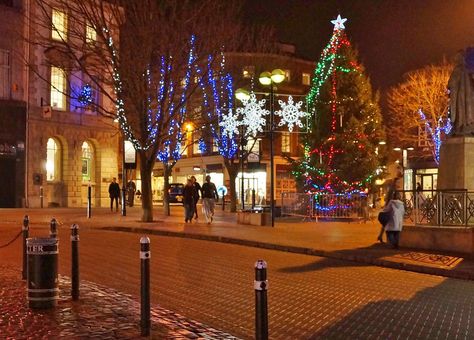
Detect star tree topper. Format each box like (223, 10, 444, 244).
(275, 96, 307, 132)
(237, 93, 269, 137)
(331, 14, 347, 30)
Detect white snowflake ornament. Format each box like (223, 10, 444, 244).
(237, 93, 269, 137)
(275, 96, 307, 132)
(219, 109, 241, 138)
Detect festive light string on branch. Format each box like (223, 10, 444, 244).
(418, 108, 452, 164)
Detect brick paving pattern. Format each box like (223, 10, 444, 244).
(3, 208, 474, 338)
(0, 265, 239, 339)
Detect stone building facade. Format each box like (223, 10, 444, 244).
(0, 0, 119, 208)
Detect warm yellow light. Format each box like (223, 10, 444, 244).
(259, 71, 272, 85)
(186, 123, 193, 131)
(378, 141, 386, 145)
(235, 88, 250, 101)
(271, 69, 285, 84)
(393, 147, 401, 151)
(407, 147, 414, 151)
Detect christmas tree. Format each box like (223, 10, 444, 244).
(293, 15, 384, 195)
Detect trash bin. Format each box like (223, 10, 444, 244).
(27, 237, 59, 309)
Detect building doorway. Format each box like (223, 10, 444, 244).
(0, 158, 16, 207)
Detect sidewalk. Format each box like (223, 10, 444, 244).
(0, 264, 240, 339)
(1, 206, 474, 280)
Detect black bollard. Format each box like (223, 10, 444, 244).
(222, 194, 225, 211)
(140, 236, 151, 336)
(71, 224, 80, 300)
(49, 218, 57, 238)
(87, 184, 92, 218)
(252, 189, 256, 210)
(255, 259, 268, 340)
(22, 215, 29, 280)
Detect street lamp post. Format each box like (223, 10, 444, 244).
(259, 69, 285, 227)
(394, 146, 414, 191)
(236, 88, 250, 210)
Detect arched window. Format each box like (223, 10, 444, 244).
(46, 138, 60, 181)
(81, 141, 94, 181)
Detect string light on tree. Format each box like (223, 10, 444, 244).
(418, 108, 452, 164)
(78, 84, 93, 107)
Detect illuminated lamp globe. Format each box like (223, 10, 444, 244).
(259, 71, 272, 86)
(271, 69, 285, 84)
(235, 88, 250, 102)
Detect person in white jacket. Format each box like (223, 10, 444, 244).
(383, 192, 405, 248)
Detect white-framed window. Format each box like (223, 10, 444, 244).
(242, 66, 255, 79)
(284, 69, 291, 82)
(302, 73, 311, 86)
(0, 49, 10, 99)
(46, 138, 61, 181)
(52, 9, 67, 41)
(212, 138, 219, 153)
(193, 131, 202, 154)
(85, 24, 96, 44)
(81, 141, 94, 182)
(50, 66, 66, 110)
(281, 132, 291, 153)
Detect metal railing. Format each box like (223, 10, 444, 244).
(281, 192, 369, 220)
(398, 189, 474, 227)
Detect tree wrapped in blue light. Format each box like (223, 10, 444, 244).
(418, 109, 452, 164)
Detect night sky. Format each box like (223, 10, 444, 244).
(245, 0, 474, 91)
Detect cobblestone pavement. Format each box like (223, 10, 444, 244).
(3, 224, 474, 339)
(0, 265, 239, 339)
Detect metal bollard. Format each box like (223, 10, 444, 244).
(222, 194, 225, 211)
(121, 186, 127, 216)
(255, 259, 268, 340)
(87, 184, 92, 218)
(22, 215, 29, 280)
(140, 237, 151, 336)
(252, 189, 256, 209)
(49, 218, 57, 238)
(71, 224, 80, 300)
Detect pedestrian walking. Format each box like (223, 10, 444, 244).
(108, 177, 121, 212)
(183, 179, 195, 223)
(190, 176, 201, 220)
(201, 175, 218, 224)
(382, 192, 405, 248)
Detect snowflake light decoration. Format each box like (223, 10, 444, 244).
(219, 109, 241, 138)
(237, 93, 269, 137)
(275, 96, 307, 132)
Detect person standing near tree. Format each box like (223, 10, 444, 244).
(201, 175, 218, 224)
(108, 177, 121, 212)
(182, 178, 195, 223)
(382, 192, 405, 249)
(190, 176, 201, 220)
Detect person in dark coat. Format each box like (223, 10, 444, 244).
(190, 176, 201, 220)
(183, 178, 195, 223)
(108, 177, 121, 212)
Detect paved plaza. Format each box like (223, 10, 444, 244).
(2, 207, 474, 338)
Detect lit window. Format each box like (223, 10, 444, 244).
(193, 131, 202, 154)
(85, 24, 96, 44)
(50, 66, 66, 110)
(302, 73, 311, 86)
(242, 66, 255, 79)
(212, 139, 219, 153)
(52, 9, 67, 41)
(284, 69, 291, 82)
(246, 137, 259, 154)
(281, 132, 291, 153)
(0, 49, 10, 99)
(46, 138, 60, 181)
(82, 141, 93, 181)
